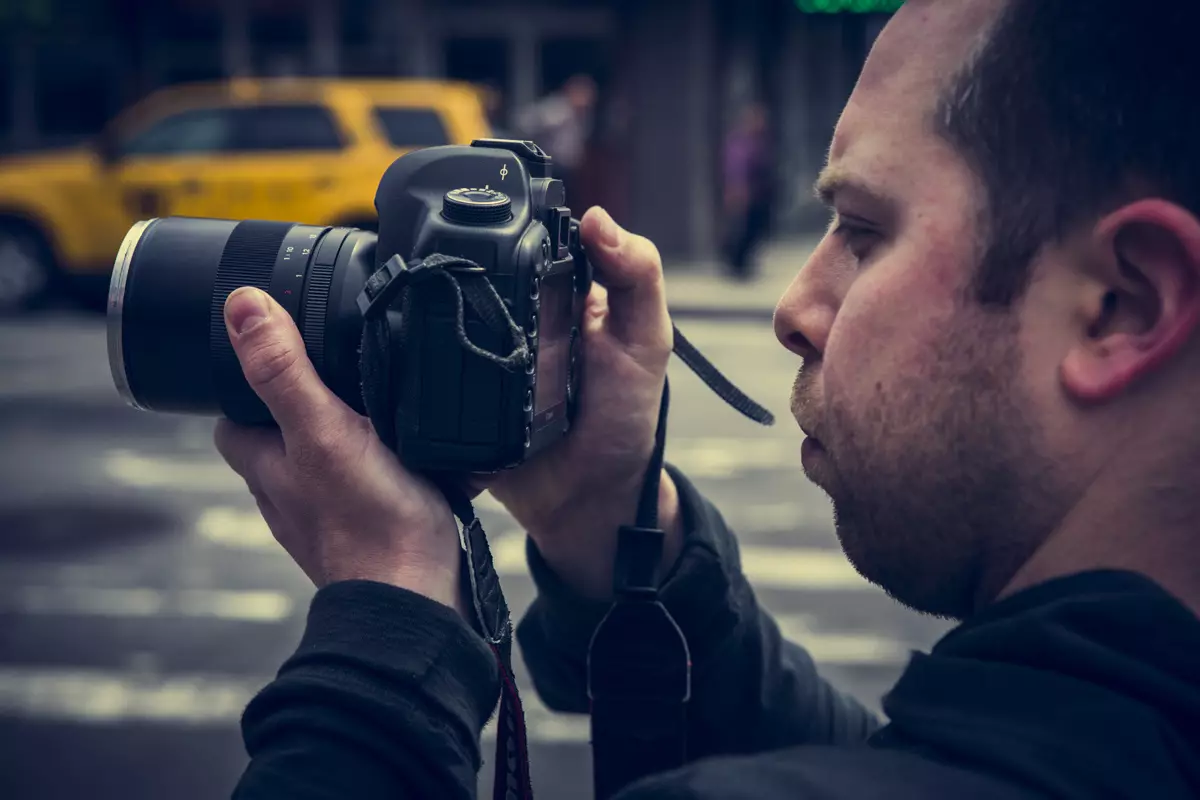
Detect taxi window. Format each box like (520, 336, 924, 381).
(227, 105, 344, 152)
(120, 108, 234, 157)
(373, 107, 450, 148)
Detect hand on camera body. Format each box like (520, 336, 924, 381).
(214, 286, 465, 614)
(474, 207, 681, 600)
(213, 206, 679, 607)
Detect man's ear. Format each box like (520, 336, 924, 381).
(1061, 199, 1200, 403)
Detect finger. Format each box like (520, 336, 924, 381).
(579, 207, 670, 349)
(224, 287, 347, 447)
(461, 471, 501, 500)
(213, 417, 286, 489)
(250, 492, 290, 549)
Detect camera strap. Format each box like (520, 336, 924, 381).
(588, 327, 773, 800)
(357, 252, 774, 800)
(358, 252, 535, 800)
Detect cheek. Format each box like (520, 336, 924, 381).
(822, 252, 965, 422)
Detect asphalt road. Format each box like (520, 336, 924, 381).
(0, 311, 950, 800)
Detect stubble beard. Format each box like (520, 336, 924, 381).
(790, 308, 1064, 620)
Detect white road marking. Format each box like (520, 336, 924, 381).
(490, 531, 530, 574)
(193, 508, 868, 594)
(482, 691, 590, 744)
(176, 418, 220, 450)
(492, 531, 870, 591)
(738, 547, 870, 591)
(0, 667, 260, 726)
(195, 506, 277, 550)
(667, 437, 806, 479)
(0, 372, 117, 398)
(664, 322, 780, 348)
(106, 435, 809, 498)
(103, 450, 245, 492)
(0, 664, 594, 741)
(774, 613, 911, 665)
(11, 586, 295, 623)
(721, 499, 834, 532)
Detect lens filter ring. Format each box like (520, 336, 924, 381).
(108, 218, 158, 410)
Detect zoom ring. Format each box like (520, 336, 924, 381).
(209, 220, 293, 422)
(302, 256, 336, 375)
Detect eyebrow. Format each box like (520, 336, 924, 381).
(813, 167, 890, 209)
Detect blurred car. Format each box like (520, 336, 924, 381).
(0, 77, 493, 311)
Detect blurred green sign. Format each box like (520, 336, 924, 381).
(795, 0, 904, 12)
(0, 0, 54, 27)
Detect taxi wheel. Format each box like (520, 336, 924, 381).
(0, 220, 55, 313)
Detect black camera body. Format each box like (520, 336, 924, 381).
(107, 139, 590, 474)
(371, 139, 592, 471)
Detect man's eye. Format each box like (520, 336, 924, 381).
(832, 222, 880, 261)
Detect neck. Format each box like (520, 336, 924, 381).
(997, 459, 1200, 617)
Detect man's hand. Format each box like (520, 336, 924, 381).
(476, 207, 680, 600)
(214, 286, 464, 613)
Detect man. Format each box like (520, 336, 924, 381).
(722, 103, 776, 280)
(515, 74, 598, 190)
(222, 1, 1200, 798)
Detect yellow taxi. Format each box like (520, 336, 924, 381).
(0, 78, 493, 310)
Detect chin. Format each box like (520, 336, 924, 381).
(831, 513, 975, 621)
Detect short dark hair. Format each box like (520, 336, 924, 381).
(936, 0, 1200, 307)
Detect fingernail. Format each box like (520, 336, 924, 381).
(596, 208, 622, 248)
(226, 287, 271, 336)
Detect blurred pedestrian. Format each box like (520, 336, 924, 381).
(722, 102, 775, 281)
(480, 80, 517, 140)
(515, 74, 597, 190)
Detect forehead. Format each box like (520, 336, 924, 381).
(826, 0, 1003, 198)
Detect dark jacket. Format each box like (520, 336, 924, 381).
(233, 466, 1200, 799)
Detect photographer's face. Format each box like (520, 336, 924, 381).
(774, 0, 1065, 619)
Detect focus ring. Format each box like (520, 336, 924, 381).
(303, 257, 335, 374)
(302, 230, 348, 376)
(209, 220, 293, 422)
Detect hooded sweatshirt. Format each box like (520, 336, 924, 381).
(233, 465, 1200, 800)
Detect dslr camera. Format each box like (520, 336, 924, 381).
(107, 139, 590, 472)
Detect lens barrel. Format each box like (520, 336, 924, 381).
(108, 217, 374, 424)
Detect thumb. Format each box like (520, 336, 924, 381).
(580, 207, 671, 349)
(224, 287, 343, 444)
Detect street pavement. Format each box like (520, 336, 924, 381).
(0, 242, 950, 799)
(664, 236, 818, 321)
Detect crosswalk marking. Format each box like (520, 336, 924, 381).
(482, 691, 589, 745)
(666, 437, 803, 478)
(9, 586, 296, 623)
(774, 614, 911, 665)
(0, 667, 259, 726)
(428, 531, 874, 592)
(194, 509, 869, 593)
(106, 437, 810, 495)
(737, 548, 869, 591)
(0, 634, 895, 739)
(195, 506, 277, 549)
(103, 450, 245, 492)
(0, 664, 594, 742)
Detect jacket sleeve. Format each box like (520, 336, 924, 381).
(516, 464, 881, 764)
(232, 580, 500, 800)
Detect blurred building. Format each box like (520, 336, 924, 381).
(0, 0, 891, 260)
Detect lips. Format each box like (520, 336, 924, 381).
(798, 421, 822, 444)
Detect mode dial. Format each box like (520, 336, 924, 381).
(442, 187, 513, 226)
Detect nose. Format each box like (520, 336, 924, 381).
(773, 236, 840, 360)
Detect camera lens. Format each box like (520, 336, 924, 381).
(107, 217, 377, 424)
